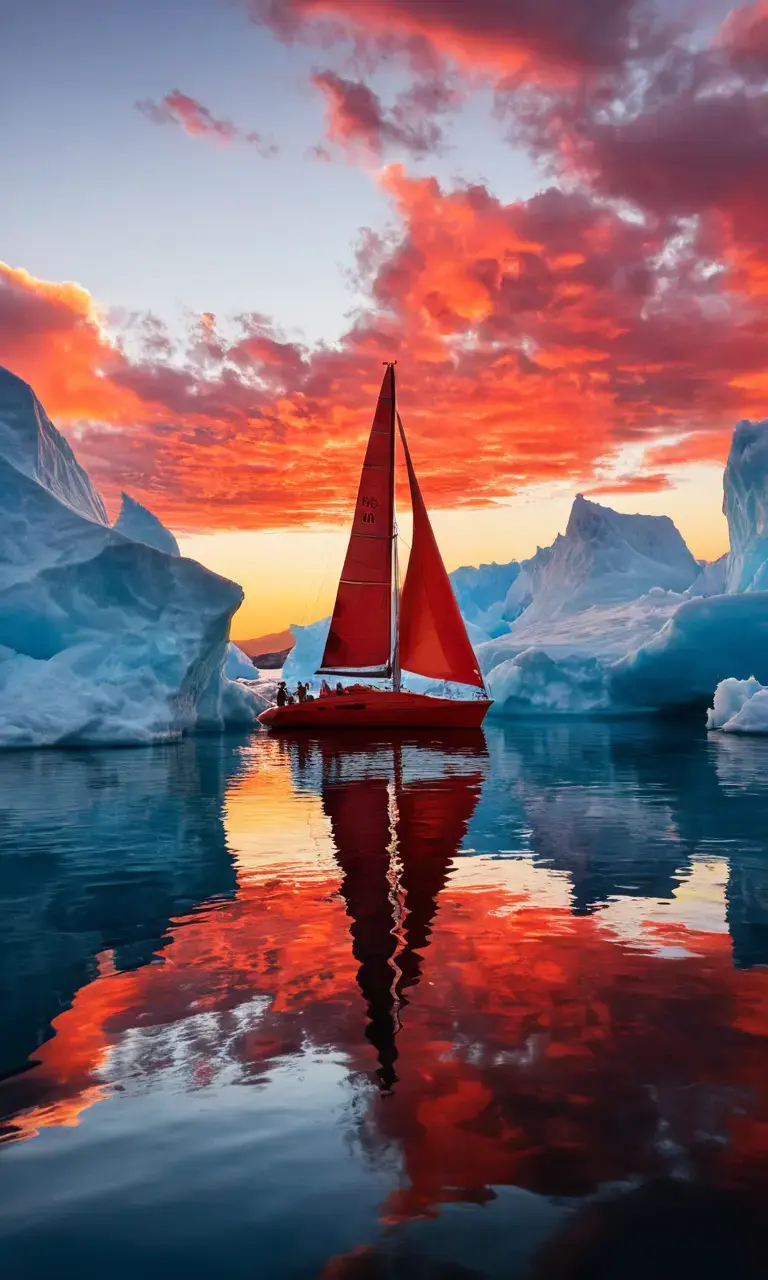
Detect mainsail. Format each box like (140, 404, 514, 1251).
(317, 363, 485, 691)
(397, 416, 485, 689)
(318, 366, 396, 676)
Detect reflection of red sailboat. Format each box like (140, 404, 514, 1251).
(259, 365, 492, 730)
(319, 733, 487, 1091)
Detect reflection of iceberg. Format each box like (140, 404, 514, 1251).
(478, 721, 768, 968)
(0, 736, 244, 1088)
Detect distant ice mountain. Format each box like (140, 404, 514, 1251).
(480, 431, 768, 717)
(724, 420, 768, 592)
(115, 492, 180, 557)
(509, 495, 699, 624)
(0, 365, 259, 747)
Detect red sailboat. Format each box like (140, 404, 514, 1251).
(258, 364, 492, 730)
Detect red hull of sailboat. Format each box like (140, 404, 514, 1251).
(258, 690, 492, 731)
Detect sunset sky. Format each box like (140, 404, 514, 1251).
(3, 0, 767, 636)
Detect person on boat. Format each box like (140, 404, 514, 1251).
(276, 681, 287, 707)
(335, 682, 345, 696)
(320, 679, 332, 698)
(297, 681, 308, 703)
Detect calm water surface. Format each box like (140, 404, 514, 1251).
(2, 722, 768, 1277)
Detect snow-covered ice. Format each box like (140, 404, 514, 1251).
(707, 677, 768, 735)
(0, 366, 260, 747)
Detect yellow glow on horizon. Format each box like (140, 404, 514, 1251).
(178, 463, 729, 640)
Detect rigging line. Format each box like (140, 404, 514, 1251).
(303, 535, 333, 630)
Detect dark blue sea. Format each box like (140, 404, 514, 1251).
(2, 721, 768, 1278)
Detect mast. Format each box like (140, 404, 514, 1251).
(396, 413, 487, 691)
(389, 362, 401, 693)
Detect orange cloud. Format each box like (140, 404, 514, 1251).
(137, 90, 278, 156)
(2, 153, 766, 534)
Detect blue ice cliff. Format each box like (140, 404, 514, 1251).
(0, 366, 261, 747)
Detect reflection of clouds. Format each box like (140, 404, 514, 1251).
(106, 996, 273, 1095)
(450, 854, 573, 914)
(3, 721, 768, 1249)
(595, 859, 730, 955)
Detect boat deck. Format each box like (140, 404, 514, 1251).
(258, 689, 492, 731)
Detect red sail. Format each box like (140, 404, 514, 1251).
(319, 367, 396, 674)
(398, 418, 485, 688)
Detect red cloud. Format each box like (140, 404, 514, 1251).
(251, 0, 648, 78)
(565, 91, 768, 222)
(137, 90, 278, 156)
(3, 151, 768, 534)
(312, 70, 448, 157)
(721, 1, 768, 74)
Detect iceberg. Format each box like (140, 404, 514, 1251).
(707, 677, 768, 735)
(508, 495, 699, 624)
(610, 593, 768, 712)
(112, 488, 253, 687)
(0, 366, 260, 747)
(723, 420, 768, 593)
(687, 553, 729, 598)
(478, 496, 702, 715)
(114, 491, 181, 556)
(449, 559, 520, 636)
(282, 618, 331, 687)
(478, 428, 768, 717)
(486, 648, 611, 716)
(226, 643, 257, 680)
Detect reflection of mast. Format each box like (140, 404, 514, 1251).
(322, 774, 400, 1091)
(322, 735, 486, 1092)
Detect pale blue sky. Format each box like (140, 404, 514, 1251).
(1, 0, 542, 344)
